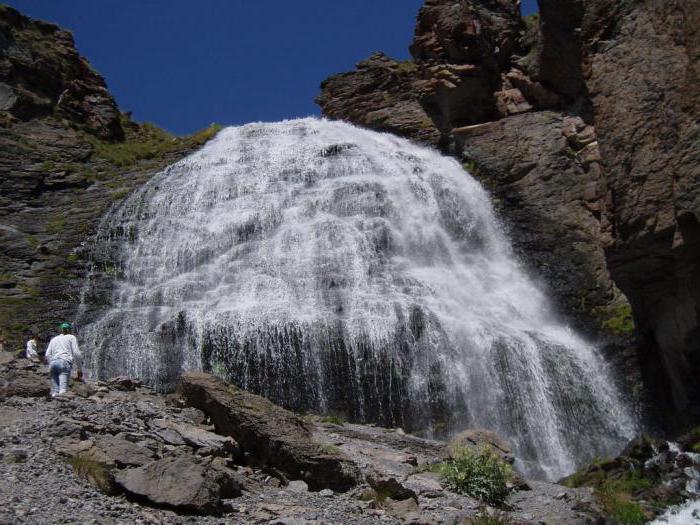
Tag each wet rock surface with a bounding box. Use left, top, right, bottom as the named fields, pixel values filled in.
left=0, top=357, right=607, bottom=523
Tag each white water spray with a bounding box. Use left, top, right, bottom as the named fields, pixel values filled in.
left=80, top=118, right=636, bottom=479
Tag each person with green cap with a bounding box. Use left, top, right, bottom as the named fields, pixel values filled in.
left=45, top=322, right=81, bottom=398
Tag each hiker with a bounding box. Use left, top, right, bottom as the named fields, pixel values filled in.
left=25, top=334, right=39, bottom=361
left=45, top=322, right=81, bottom=398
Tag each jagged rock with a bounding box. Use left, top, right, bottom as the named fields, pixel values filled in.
left=150, top=418, right=240, bottom=458
left=316, top=53, right=439, bottom=146
left=114, top=456, right=244, bottom=515
left=446, top=429, right=513, bottom=464
left=180, top=372, right=360, bottom=492
left=0, top=5, right=122, bottom=139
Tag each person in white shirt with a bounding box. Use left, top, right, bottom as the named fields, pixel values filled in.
left=25, top=335, right=39, bottom=361
left=45, top=323, right=81, bottom=398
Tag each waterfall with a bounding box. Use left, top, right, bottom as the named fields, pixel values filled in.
left=79, top=118, right=637, bottom=480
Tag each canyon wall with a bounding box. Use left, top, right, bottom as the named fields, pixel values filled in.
left=318, top=0, right=700, bottom=427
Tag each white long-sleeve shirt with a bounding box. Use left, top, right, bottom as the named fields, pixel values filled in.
left=45, top=334, right=80, bottom=366
left=25, top=339, right=38, bottom=359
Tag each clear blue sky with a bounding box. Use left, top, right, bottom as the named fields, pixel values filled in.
left=7, top=0, right=539, bottom=135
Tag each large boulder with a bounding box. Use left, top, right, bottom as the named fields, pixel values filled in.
left=0, top=368, right=49, bottom=399
left=114, top=456, right=244, bottom=515
left=180, top=372, right=360, bottom=491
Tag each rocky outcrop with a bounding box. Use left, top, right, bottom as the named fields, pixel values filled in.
left=0, top=6, right=122, bottom=139
left=318, top=0, right=700, bottom=428
left=180, top=372, right=361, bottom=492
left=317, top=53, right=439, bottom=145
left=0, top=5, right=220, bottom=352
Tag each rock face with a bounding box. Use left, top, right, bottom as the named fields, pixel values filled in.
left=0, top=6, right=122, bottom=140
left=0, top=5, right=219, bottom=352
left=580, top=0, right=700, bottom=424
left=180, top=372, right=360, bottom=492
left=317, top=0, right=700, bottom=428
left=317, top=53, right=439, bottom=145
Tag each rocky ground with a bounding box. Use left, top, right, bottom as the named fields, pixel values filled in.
left=0, top=353, right=614, bottom=524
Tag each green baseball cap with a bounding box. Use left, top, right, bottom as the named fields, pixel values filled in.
left=59, top=322, right=72, bottom=330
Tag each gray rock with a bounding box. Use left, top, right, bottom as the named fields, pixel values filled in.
left=286, top=480, right=308, bottom=493
left=114, top=457, right=244, bottom=515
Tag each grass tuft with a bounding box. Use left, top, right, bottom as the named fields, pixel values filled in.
left=68, top=456, right=114, bottom=494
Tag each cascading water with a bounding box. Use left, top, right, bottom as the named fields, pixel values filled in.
left=79, top=118, right=637, bottom=480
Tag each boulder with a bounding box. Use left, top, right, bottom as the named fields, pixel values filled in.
left=446, top=429, right=513, bottom=464
left=0, top=368, right=49, bottom=399
left=114, top=456, right=244, bottom=515
left=180, top=372, right=360, bottom=491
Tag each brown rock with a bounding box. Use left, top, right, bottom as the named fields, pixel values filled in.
left=180, top=372, right=360, bottom=492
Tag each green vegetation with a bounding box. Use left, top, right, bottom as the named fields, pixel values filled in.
left=602, top=302, right=635, bottom=335
left=468, top=511, right=515, bottom=525
left=522, top=13, right=539, bottom=27
left=68, top=456, right=114, bottom=494
left=564, top=464, right=653, bottom=525
left=394, top=60, right=417, bottom=75
left=320, top=413, right=346, bottom=426
left=85, top=116, right=222, bottom=169
left=437, top=447, right=512, bottom=506
left=44, top=215, right=68, bottom=234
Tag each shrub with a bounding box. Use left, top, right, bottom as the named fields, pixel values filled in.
left=438, top=447, right=512, bottom=505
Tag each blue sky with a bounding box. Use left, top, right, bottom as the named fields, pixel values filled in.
left=8, top=1, right=539, bottom=135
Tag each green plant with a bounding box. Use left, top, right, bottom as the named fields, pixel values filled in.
left=597, top=490, right=646, bottom=525
left=438, top=447, right=512, bottom=505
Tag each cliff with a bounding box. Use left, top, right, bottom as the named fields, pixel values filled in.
left=317, top=0, right=700, bottom=428
left=0, top=5, right=219, bottom=348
